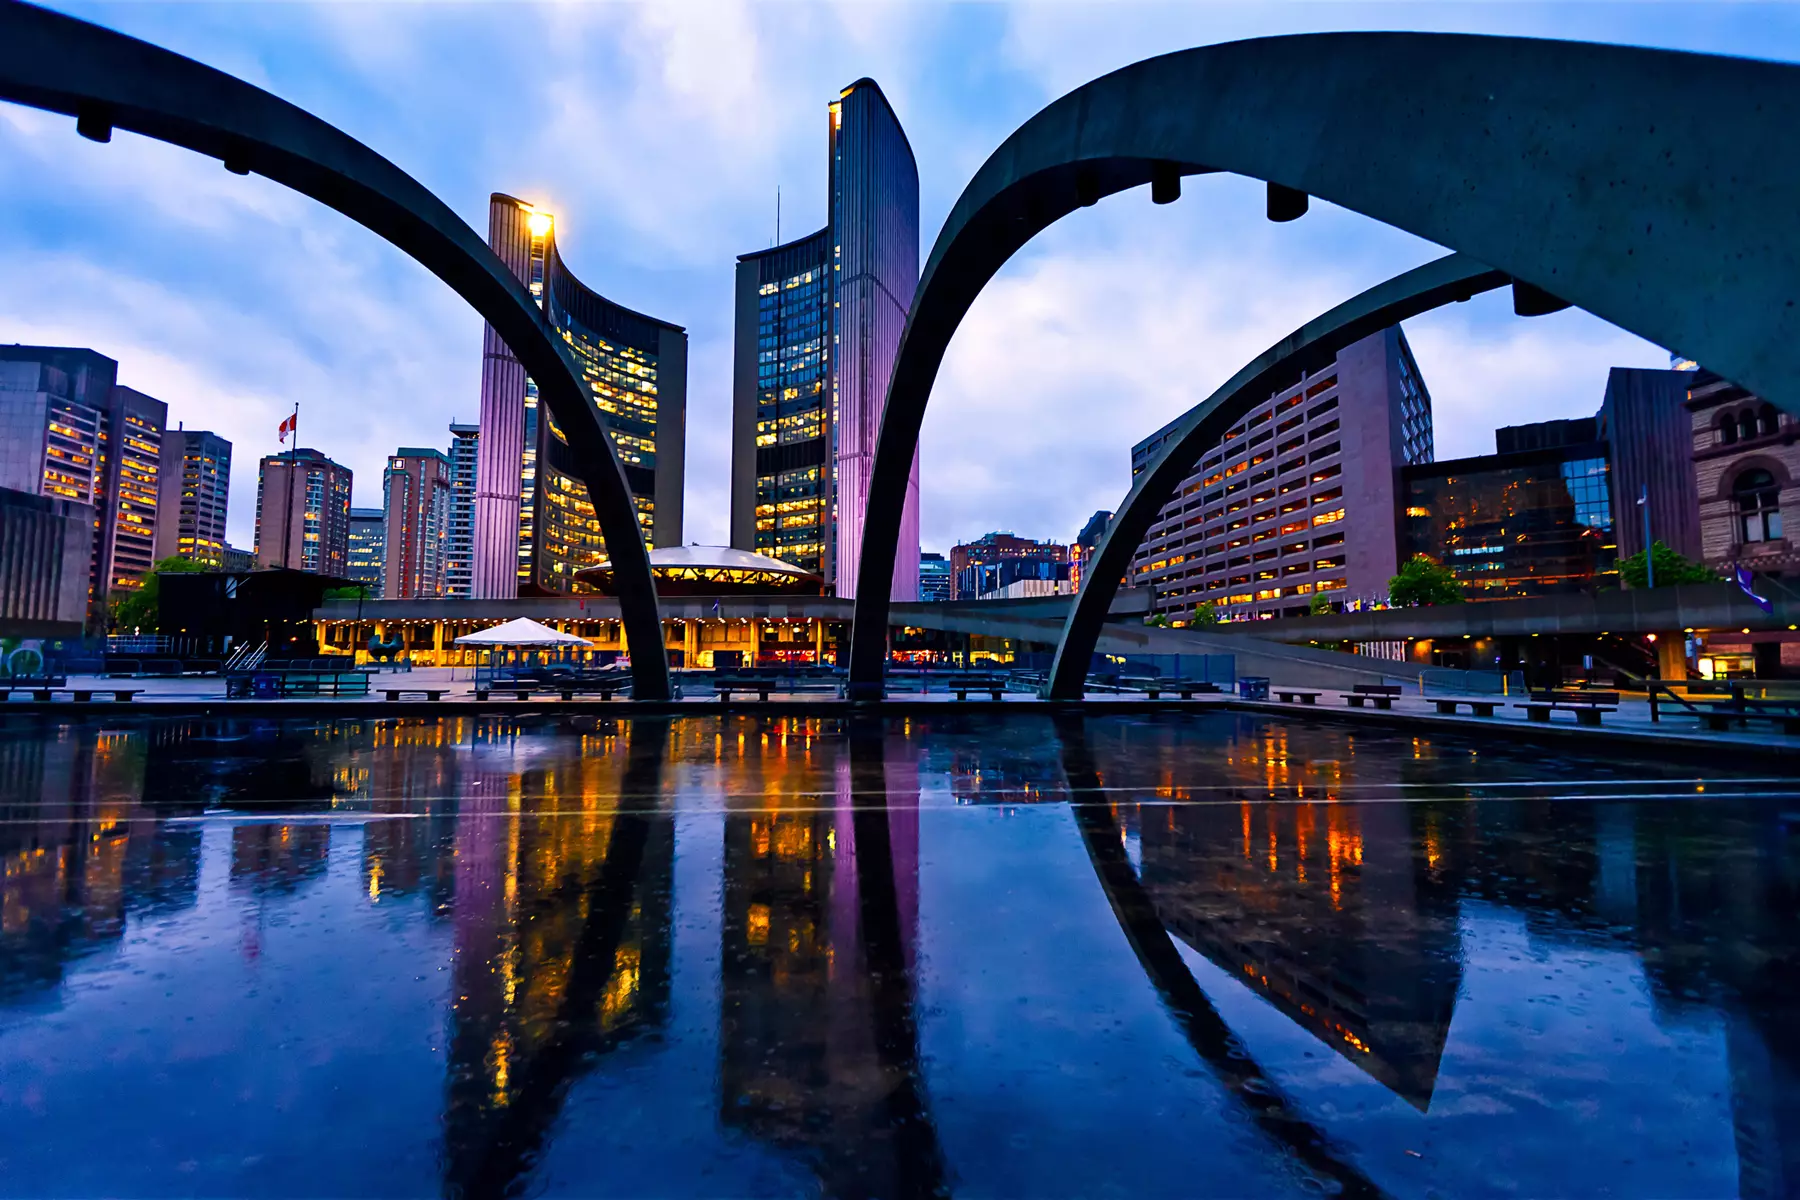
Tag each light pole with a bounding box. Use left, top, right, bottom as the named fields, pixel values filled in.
left=1637, top=483, right=1655, bottom=588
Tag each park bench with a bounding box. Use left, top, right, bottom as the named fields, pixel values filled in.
left=553, top=679, right=633, bottom=701
left=1697, top=698, right=1800, bottom=735
left=381, top=687, right=448, bottom=702
left=1432, top=697, right=1500, bottom=717
left=1275, top=689, right=1323, bottom=705
left=949, top=674, right=1008, bottom=701
left=1516, top=689, right=1620, bottom=726
left=0, top=675, right=66, bottom=701
left=1343, top=684, right=1403, bottom=710
left=475, top=685, right=534, bottom=701
left=2, top=687, right=143, bottom=703
left=1141, top=680, right=1222, bottom=699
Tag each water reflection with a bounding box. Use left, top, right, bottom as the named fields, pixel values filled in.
left=0, top=713, right=1796, bottom=1197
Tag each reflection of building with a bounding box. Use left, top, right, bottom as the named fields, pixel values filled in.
left=254, top=447, right=353, bottom=575
left=729, top=79, right=921, bottom=600
left=0, top=485, right=94, bottom=636
left=1689, top=370, right=1795, bottom=580
left=1131, top=327, right=1433, bottom=620
left=346, top=507, right=385, bottom=592
left=1138, top=795, right=1462, bottom=1108
left=446, top=422, right=479, bottom=598
left=950, top=531, right=1070, bottom=600
left=153, top=427, right=232, bottom=566
left=472, top=195, right=688, bottom=598
left=1401, top=418, right=1616, bottom=599
left=382, top=447, right=453, bottom=599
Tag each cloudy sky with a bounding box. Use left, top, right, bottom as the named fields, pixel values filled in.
left=4, top=1, right=1798, bottom=555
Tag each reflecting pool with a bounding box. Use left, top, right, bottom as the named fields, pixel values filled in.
left=1, top=712, right=1797, bottom=1197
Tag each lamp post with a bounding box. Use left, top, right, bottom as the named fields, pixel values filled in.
left=1637, top=484, right=1654, bottom=588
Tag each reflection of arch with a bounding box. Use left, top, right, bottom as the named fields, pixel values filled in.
left=0, top=2, right=671, bottom=699
left=847, top=33, right=1800, bottom=695
left=1055, top=718, right=1384, bottom=1198
left=1046, top=254, right=1505, bottom=698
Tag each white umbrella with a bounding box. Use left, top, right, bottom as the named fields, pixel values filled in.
left=453, top=617, right=593, bottom=646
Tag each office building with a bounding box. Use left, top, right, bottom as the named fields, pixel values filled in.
left=445, top=422, right=478, bottom=598
left=1688, top=370, right=1796, bottom=579
left=951, top=531, right=1070, bottom=600
left=0, top=346, right=168, bottom=617
left=0, top=485, right=94, bottom=637
left=346, top=508, right=385, bottom=593
left=1071, top=509, right=1113, bottom=593
left=1129, top=327, right=1433, bottom=620
left=1402, top=418, right=1616, bottom=599
left=1600, top=367, right=1701, bottom=560
left=919, top=552, right=951, bottom=602
left=729, top=79, right=921, bottom=600
left=472, top=195, right=687, bottom=598
left=254, top=448, right=352, bottom=575
left=382, top=448, right=452, bottom=599
left=153, top=427, right=232, bottom=566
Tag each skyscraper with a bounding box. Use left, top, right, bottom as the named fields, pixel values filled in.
left=1130, top=327, right=1433, bottom=620
left=918, top=552, right=951, bottom=602
left=0, top=346, right=168, bottom=618
left=347, top=507, right=385, bottom=593
left=729, top=79, right=921, bottom=600
left=382, top=448, right=452, bottom=599
left=254, top=448, right=352, bottom=575
left=153, top=427, right=232, bottom=567
left=472, top=195, right=687, bottom=598
left=445, top=422, right=479, bottom=598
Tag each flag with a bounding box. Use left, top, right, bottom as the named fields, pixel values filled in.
left=1735, top=565, right=1773, bottom=613
left=277, top=412, right=297, bottom=444
left=711, top=598, right=720, bottom=616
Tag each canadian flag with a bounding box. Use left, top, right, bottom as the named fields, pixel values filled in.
left=277, top=412, right=297, bottom=444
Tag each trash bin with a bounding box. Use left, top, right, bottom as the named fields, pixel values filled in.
left=1237, top=676, right=1270, bottom=701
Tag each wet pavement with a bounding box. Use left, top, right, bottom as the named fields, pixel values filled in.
left=1, top=711, right=1797, bottom=1198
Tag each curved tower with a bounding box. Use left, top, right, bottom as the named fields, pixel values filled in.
left=730, top=80, right=920, bottom=601
left=473, top=195, right=687, bottom=598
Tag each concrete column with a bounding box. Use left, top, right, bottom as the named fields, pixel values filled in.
left=751, top=619, right=762, bottom=667
left=1654, top=635, right=1688, bottom=682
left=684, top=619, right=699, bottom=668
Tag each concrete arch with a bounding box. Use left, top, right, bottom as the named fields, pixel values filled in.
left=1047, top=254, right=1506, bottom=698
left=0, top=0, right=672, bottom=699
left=848, top=32, right=1800, bottom=695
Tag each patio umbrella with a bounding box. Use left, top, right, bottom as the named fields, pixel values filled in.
left=453, top=617, right=593, bottom=646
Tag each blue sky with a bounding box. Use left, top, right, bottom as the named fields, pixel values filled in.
left=5, top=1, right=1799, bottom=553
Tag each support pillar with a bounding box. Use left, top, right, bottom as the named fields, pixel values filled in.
left=1654, top=635, right=1688, bottom=682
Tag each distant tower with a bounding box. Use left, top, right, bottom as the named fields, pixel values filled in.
left=445, top=423, right=479, bottom=598
left=382, top=448, right=453, bottom=599
left=729, top=80, right=921, bottom=600
left=154, top=428, right=232, bottom=566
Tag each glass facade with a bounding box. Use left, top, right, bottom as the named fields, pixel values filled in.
left=733, top=81, right=919, bottom=600
left=1402, top=446, right=1616, bottom=599
left=444, top=424, right=478, bottom=598
left=472, top=197, right=686, bottom=598
left=347, top=507, right=385, bottom=592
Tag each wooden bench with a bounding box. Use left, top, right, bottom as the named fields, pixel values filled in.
left=1275, top=689, right=1322, bottom=705
left=1517, top=690, right=1620, bottom=726
left=554, top=679, right=632, bottom=701
left=950, top=675, right=1008, bottom=701
left=382, top=687, right=448, bottom=702
left=1433, top=697, right=1499, bottom=717
left=1343, top=684, right=1403, bottom=710
left=1698, top=699, right=1800, bottom=735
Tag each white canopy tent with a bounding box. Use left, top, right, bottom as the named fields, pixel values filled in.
left=452, top=618, right=592, bottom=647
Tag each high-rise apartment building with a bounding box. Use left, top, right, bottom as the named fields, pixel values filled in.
left=950, top=531, right=1071, bottom=600
left=472, top=195, right=687, bottom=598
left=445, top=422, right=479, bottom=598
left=153, top=427, right=232, bottom=566
left=0, top=346, right=168, bottom=618
left=1129, top=327, right=1433, bottom=621
left=254, top=448, right=352, bottom=575
left=346, top=508, right=385, bottom=593
left=383, top=448, right=453, bottom=599
left=729, top=79, right=921, bottom=600
left=919, top=552, right=951, bottom=602
left=1071, top=510, right=1114, bottom=593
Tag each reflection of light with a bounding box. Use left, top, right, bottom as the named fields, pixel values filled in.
left=747, top=903, right=770, bottom=945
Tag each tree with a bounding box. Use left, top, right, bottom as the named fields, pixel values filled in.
left=322, top=585, right=371, bottom=602
left=1308, top=591, right=1332, bottom=616
left=1617, top=540, right=1720, bottom=588
left=1191, top=601, right=1220, bottom=627
left=1387, top=555, right=1465, bottom=607
left=109, top=556, right=209, bottom=632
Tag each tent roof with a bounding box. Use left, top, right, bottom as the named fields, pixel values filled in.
left=452, top=617, right=592, bottom=646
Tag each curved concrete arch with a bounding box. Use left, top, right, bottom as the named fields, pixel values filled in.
left=0, top=0, right=672, bottom=699
left=1047, top=254, right=1507, bottom=698
left=848, top=32, right=1800, bottom=695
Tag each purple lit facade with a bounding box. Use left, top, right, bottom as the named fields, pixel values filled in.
left=731, top=81, right=920, bottom=600
left=472, top=195, right=687, bottom=599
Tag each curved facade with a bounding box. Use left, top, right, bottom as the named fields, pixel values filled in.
left=474, top=194, right=687, bottom=598
left=730, top=80, right=920, bottom=602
